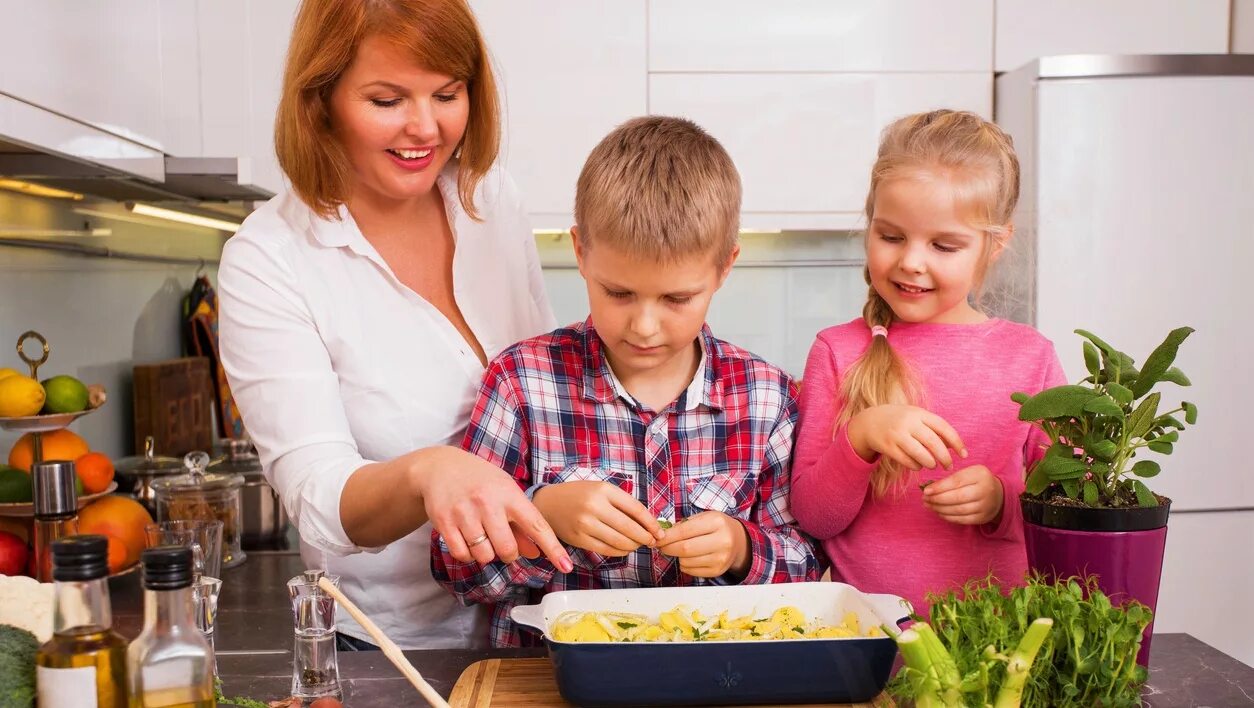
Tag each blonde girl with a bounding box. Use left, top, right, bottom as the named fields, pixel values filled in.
left=789, top=110, right=1066, bottom=614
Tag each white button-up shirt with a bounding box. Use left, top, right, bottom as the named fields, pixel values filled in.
left=218, top=164, right=555, bottom=648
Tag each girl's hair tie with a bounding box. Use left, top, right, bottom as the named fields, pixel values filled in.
left=870, top=325, right=889, bottom=339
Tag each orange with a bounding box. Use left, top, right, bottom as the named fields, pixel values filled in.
left=105, top=536, right=129, bottom=574
left=8, top=428, right=90, bottom=472
left=74, top=451, right=115, bottom=494
left=77, top=495, right=153, bottom=571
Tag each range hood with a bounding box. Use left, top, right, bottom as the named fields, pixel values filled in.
left=0, top=90, right=273, bottom=204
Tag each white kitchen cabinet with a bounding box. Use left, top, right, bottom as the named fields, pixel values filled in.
left=650, top=0, right=993, bottom=73
left=1235, top=0, right=1254, bottom=53
left=649, top=73, right=990, bottom=226
left=995, top=0, right=1230, bottom=72
left=0, top=0, right=168, bottom=149
left=159, top=0, right=203, bottom=158
left=471, top=1, right=647, bottom=228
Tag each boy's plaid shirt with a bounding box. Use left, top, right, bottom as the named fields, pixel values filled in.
left=431, top=319, right=825, bottom=647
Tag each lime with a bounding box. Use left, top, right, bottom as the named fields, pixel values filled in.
left=41, top=375, right=89, bottom=414
left=0, top=465, right=32, bottom=503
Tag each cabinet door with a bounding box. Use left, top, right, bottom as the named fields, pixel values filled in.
left=995, top=0, right=1229, bottom=72
left=650, top=0, right=993, bottom=73
left=0, top=0, right=166, bottom=148
left=471, top=0, right=647, bottom=228
left=650, top=73, right=990, bottom=227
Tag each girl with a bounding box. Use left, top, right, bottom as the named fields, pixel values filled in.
left=789, top=110, right=1066, bottom=615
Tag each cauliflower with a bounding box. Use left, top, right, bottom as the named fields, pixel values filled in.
left=0, top=575, right=54, bottom=643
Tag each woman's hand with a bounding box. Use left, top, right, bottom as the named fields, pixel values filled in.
left=655, top=511, right=751, bottom=579
left=922, top=464, right=1004, bottom=525
left=420, top=448, right=574, bottom=573
left=532, top=481, right=664, bottom=558
left=847, top=404, right=967, bottom=471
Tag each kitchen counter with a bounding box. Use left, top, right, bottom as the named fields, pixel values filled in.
left=109, top=552, right=1254, bottom=707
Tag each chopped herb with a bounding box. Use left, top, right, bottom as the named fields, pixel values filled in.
left=616, top=621, right=638, bottom=629
left=656, top=518, right=673, bottom=529
left=792, top=626, right=804, bottom=633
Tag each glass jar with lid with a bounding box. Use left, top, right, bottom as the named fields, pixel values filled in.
left=208, top=438, right=288, bottom=549
left=151, top=451, right=246, bottom=569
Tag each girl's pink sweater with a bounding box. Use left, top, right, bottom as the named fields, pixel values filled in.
left=790, top=318, right=1066, bottom=617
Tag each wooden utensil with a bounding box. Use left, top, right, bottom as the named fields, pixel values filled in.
left=316, top=577, right=451, bottom=708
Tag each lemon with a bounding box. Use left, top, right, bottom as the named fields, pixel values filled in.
left=0, top=375, right=46, bottom=417
left=41, top=375, right=89, bottom=414
left=0, top=368, right=20, bottom=381
left=0, top=465, right=32, bottom=503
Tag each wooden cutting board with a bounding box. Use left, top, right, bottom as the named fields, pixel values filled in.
left=447, top=658, right=892, bottom=708
left=132, top=357, right=215, bottom=457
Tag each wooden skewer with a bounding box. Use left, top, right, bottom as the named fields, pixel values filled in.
left=317, top=577, right=452, bottom=708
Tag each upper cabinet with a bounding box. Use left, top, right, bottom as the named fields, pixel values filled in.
left=649, top=0, right=994, bottom=73
left=0, top=0, right=171, bottom=149
left=471, top=1, right=647, bottom=228
left=995, top=0, right=1230, bottom=72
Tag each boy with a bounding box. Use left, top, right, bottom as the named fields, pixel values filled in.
left=432, top=116, right=823, bottom=647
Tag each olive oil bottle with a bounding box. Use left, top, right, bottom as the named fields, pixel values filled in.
left=36, top=535, right=129, bottom=708
left=127, top=545, right=215, bottom=708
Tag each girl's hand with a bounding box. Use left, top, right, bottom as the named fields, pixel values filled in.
left=533, top=481, right=665, bottom=558
left=848, top=404, right=967, bottom=471
left=655, top=511, right=751, bottom=579
left=921, top=464, right=1004, bottom=525
left=421, top=448, right=574, bottom=573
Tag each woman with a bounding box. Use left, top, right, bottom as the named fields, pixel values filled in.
left=218, top=0, right=571, bottom=649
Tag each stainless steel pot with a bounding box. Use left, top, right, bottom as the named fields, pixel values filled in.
left=208, top=438, right=288, bottom=548
left=114, top=435, right=185, bottom=517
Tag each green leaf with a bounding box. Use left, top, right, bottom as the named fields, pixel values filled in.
left=1018, top=385, right=1100, bottom=421
left=1061, top=479, right=1080, bottom=498
left=1155, top=430, right=1179, bottom=444
left=1131, top=460, right=1161, bottom=478
left=1037, top=448, right=1088, bottom=480
left=1090, top=440, right=1118, bottom=462
left=1159, top=367, right=1192, bottom=386
left=1082, top=341, right=1100, bottom=377
left=1132, top=480, right=1158, bottom=508
left=1083, top=395, right=1125, bottom=418
left=1156, top=414, right=1185, bottom=430
left=1074, top=329, right=1120, bottom=359
left=1106, top=382, right=1134, bottom=406
left=1127, top=392, right=1162, bottom=439
left=1148, top=441, right=1174, bottom=455
left=1183, top=401, right=1198, bottom=425
left=1025, top=463, right=1052, bottom=496
left=1082, top=481, right=1099, bottom=505
left=1010, top=391, right=1030, bottom=405
left=1131, top=327, right=1195, bottom=398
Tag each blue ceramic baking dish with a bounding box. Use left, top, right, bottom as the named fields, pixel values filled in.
left=510, top=582, right=910, bottom=706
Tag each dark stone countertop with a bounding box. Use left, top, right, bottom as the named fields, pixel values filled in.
left=109, top=551, right=1254, bottom=707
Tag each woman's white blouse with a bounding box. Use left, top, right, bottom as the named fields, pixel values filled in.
left=218, top=165, right=556, bottom=648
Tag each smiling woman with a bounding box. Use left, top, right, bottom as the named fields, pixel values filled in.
left=216, top=0, right=572, bottom=651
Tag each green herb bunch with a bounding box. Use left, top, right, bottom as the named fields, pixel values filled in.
left=1012, top=327, right=1196, bottom=508
left=888, top=575, right=1152, bottom=707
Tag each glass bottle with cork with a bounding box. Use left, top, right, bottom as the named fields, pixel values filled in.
left=127, top=545, right=215, bottom=708
left=31, top=460, right=80, bottom=583
left=35, top=534, right=129, bottom=708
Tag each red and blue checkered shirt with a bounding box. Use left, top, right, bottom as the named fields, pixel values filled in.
left=431, top=319, right=825, bottom=647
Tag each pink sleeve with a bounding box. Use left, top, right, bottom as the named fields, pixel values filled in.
left=789, top=337, right=878, bottom=540
left=982, top=343, right=1069, bottom=539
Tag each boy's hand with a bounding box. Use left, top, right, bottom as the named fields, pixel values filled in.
left=848, top=404, right=967, bottom=471
left=921, top=464, right=1004, bottom=525
left=533, top=481, right=664, bottom=557
left=655, top=511, right=751, bottom=579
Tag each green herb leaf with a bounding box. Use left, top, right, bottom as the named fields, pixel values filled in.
left=656, top=518, right=673, bottom=530
left=1037, top=452, right=1088, bottom=481
left=1061, top=479, right=1080, bottom=498
left=1133, top=480, right=1158, bottom=507
left=1183, top=401, right=1198, bottom=425
left=1106, top=382, right=1134, bottom=406
left=1156, top=414, right=1185, bottom=430
left=1082, top=341, right=1100, bottom=377
left=1159, top=367, right=1192, bottom=386
left=1025, top=463, right=1052, bottom=495
left=1090, top=440, right=1118, bottom=462
left=1082, top=395, right=1124, bottom=418
left=1147, top=441, right=1174, bottom=455
left=1082, top=481, right=1100, bottom=505
left=1010, top=391, right=1030, bottom=405
left=1131, top=460, right=1161, bottom=478
left=1018, top=386, right=1100, bottom=421
left=1131, top=326, right=1194, bottom=398
left=617, top=621, right=637, bottom=629
left=1127, top=392, right=1162, bottom=439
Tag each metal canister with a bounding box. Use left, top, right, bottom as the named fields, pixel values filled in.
left=114, top=436, right=185, bottom=517
left=208, top=438, right=288, bottom=549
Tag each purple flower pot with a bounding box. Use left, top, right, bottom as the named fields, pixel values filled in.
left=1021, top=496, right=1170, bottom=667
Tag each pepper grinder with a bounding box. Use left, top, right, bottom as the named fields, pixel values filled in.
left=287, top=569, right=342, bottom=702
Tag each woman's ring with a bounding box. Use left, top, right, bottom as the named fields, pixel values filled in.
left=466, top=533, right=490, bottom=548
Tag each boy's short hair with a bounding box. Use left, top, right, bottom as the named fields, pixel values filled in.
left=574, top=116, right=741, bottom=265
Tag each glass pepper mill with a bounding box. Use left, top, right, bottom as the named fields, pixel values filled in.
left=287, top=569, right=342, bottom=702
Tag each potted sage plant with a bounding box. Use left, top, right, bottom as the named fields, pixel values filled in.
left=1012, top=326, right=1196, bottom=667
